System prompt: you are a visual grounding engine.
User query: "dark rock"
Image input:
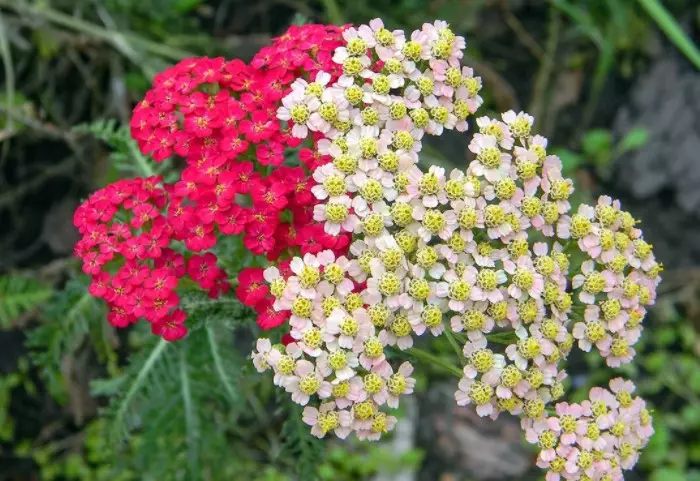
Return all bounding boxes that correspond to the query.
[612,49,700,269]
[416,383,535,481]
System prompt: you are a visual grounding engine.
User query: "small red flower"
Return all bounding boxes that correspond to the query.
[240,109,278,143]
[107,306,135,328]
[255,298,289,330]
[236,267,268,307]
[151,309,188,341]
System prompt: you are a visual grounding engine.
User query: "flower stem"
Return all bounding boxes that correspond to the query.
[408,347,462,378]
[444,329,465,366]
[486,331,519,345]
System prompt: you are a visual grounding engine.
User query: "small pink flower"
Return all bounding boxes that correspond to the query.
[303,402,352,439]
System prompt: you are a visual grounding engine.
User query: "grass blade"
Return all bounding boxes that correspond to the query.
[638,0,700,69]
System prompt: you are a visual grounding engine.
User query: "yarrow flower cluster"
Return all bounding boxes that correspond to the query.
[74,19,660,479]
[73,177,230,339]
[524,378,653,481]
[75,25,351,338]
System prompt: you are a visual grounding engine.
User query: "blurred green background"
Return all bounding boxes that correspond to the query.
[1,1,700,480]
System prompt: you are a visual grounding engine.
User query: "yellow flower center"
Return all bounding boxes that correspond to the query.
[290,104,310,123]
[325,202,349,223]
[484,204,505,228]
[328,351,348,370]
[299,374,320,395]
[360,179,383,203]
[302,327,322,348]
[500,365,522,388]
[389,314,412,337]
[363,373,384,394]
[292,297,313,318]
[388,373,407,395]
[462,309,485,331]
[367,304,389,327]
[299,265,320,289]
[346,37,368,55]
[478,147,501,169]
[468,381,494,405]
[422,305,443,328]
[423,209,446,234]
[362,213,385,237]
[344,293,363,312]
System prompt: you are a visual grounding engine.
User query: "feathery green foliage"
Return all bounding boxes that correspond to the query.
[25,276,115,402]
[87,288,287,480]
[281,403,326,481]
[74,119,170,179]
[0,275,52,328]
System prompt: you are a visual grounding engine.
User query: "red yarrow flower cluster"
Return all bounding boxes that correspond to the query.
[76,24,353,337]
[74,177,229,340]
[128,25,350,262]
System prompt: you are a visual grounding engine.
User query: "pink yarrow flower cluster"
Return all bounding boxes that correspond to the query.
[252,18,659,478]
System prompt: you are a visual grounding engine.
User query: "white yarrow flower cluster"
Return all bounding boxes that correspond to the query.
[252,18,659,477]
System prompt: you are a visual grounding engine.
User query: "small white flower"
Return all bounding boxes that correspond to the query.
[251,338,280,373]
[303,402,353,439]
[284,359,332,406]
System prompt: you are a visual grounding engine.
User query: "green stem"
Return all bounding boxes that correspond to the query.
[449,330,519,346]
[528,6,561,126]
[637,0,700,70]
[581,34,613,129]
[486,331,519,345]
[444,329,465,366]
[179,347,199,481]
[408,348,462,378]
[111,339,168,440]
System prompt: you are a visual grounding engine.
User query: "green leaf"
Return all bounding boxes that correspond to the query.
[582,129,613,163]
[0,275,53,328]
[173,0,202,13]
[549,0,604,48]
[290,13,310,26]
[689,443,700,463]
[650,468,687,481]
[682,404,700,428]
[552,148,583,174]
[108,339,169,443]
[618,127,649,153]
[657,326,677,346]
[27,276,108,402]
[179,347,200,480]
[689,369,700,394]
[642,419,670,466]
[637,0,700,70]
[206,325,239,404]
[643,351,667,373]
[485,331,519,345]
[281,402,325,480]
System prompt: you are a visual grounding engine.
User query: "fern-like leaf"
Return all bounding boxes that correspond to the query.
[26,276,108,401]
[74,119,174,179]
[92,289,270,480]
[179,346,200,479]
[281,402,325,481]
[207,324,240,404]
[0,275,52,328]
[105,338,170,443]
